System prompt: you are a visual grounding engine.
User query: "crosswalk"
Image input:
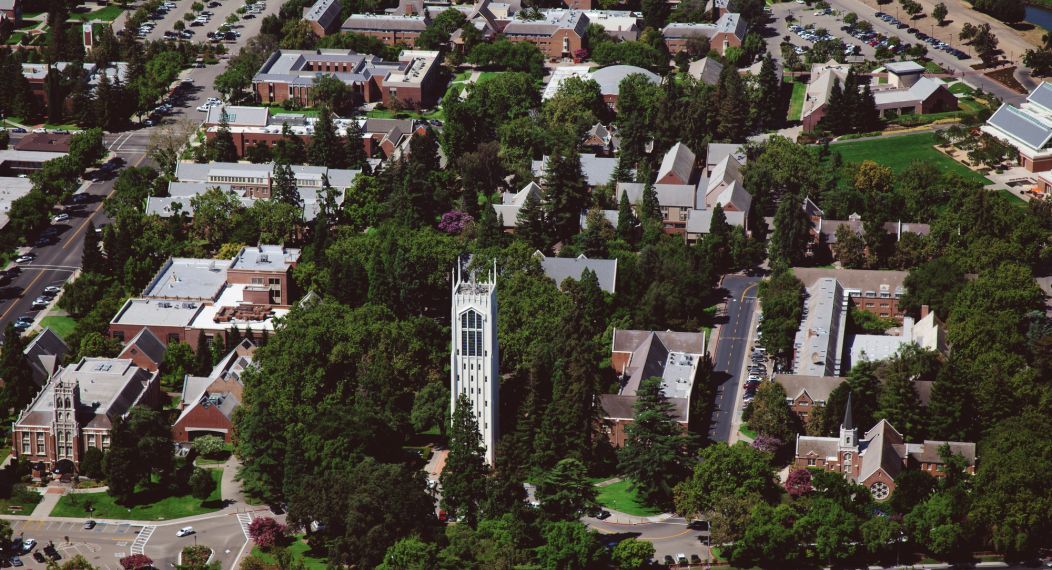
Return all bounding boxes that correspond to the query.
[130,526,155,555]
[237,513,253,539]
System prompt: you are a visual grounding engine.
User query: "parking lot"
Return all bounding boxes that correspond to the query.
[9,520,146,570]
[770,2,974,67]
[129,0,269,44]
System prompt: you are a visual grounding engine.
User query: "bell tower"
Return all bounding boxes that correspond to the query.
[51,375,81,466]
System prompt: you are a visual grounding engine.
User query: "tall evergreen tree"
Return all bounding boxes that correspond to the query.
[822,78,845,134]
[271,162,302,209]
[769,194,812,266]
[477,204,504,249]
[195,332,212,375]
[857,83,880,133]
[716,66,748,142]
[272,123,306,164]
[0,324,34,413]
[82,221,106,274]
[542,147,589,243]
[440,394,489,526]
[753,53,781,130]
[639,182,661,223]
[617,376,695,509]
[307,107,345,168]
[516,190,547,251]
[344,116,369,171]
[209,112,239,163]
[616,190,639,244]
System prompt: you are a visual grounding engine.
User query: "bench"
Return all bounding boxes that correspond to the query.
[8,505,23,513]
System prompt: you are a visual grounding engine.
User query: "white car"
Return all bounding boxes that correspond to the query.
[52,213,69,223]
[176,527,194,537]
[196,105,212,112]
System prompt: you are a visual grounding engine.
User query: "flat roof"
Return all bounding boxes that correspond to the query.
[143,258,233,300]
[189,284,290,331]
[111,298,203,328]
[793,277,847,377]
[230,245,301,272]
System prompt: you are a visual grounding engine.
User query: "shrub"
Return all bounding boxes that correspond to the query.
[785,468,814,498]
[80,447,105,480]
[193,435,226,459]
[248,517,289,549]
[182,545,211,566]
[189,468,217,501]
[119,554,154,570]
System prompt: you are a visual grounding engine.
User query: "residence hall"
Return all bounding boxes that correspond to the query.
[661,12,745,56]
[108,245,299,350]
[501,9,588,59]
[252,49,442,109]
[302,0,342,36]
[172,339,255,443]
[795,396,975,500]
[799,198,931,261]
[12,358,162,476]
[145,161,360,222]
[21,62,129,114]
[776,373,936,426]
[600,329,707,446]
[543,64,660,110]
[983,82,1052,174]
[801,59,956,132]
[202,105,426,160]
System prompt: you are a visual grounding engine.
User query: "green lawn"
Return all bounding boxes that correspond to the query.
[251,537,327,570]
[830,132,990,185]
[42,122,80,130]
[4,32,24,45]
[70,5,124,21]
[787,80,806,121]
[949,82,975,95]
[595,479,662,517]
[452,70,471,81]
[51,470,223,520]
[999,189,1028,208]
[740,422,757,439]
[922,60,947,74]
[195,444,234,465]
[39,315,76,339]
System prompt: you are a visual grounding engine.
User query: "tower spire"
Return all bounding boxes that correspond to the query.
[842,391,854,431]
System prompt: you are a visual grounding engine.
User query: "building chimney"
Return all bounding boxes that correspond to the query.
[920,305,930,319]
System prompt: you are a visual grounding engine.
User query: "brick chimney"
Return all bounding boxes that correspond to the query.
[920,305,930,319]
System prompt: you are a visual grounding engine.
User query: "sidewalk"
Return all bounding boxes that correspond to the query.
[27,488,64,519]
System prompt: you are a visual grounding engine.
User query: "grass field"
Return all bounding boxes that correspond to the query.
[51,470,223,520]
[949,82,975,95]
[251,537,327,570]
[831,132,990,185]
[4,32,25,45]
[595,479,662,517]
[740,423,757,439]
[40,315,76,339]
[70,6,124,21]
[787,80,806,121]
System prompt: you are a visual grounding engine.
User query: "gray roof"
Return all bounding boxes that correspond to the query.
[589,65,660,96]
[777,374,844,404]
[205,105,270,126]
[657,142,697,184]
[706,143,746,171]
[230,244,301,272]
[110,298,203,328]
[304,0,341,28]
[341,13,429,32]
[118,328,167,367]
[532,154,618,187]
[617,182,696,209]
[858,420,906,482]
[503,9,588,37]
[907,440,976,465]
[600,393,689,422]
[791,268,908,298]
[796,435,840,461]
[534,252,618,293]
[684,207,746,234]
[1027,81,1052,112]
[884,60,925,74]
[24,328,68,385]
[688,57,723,85]
[143,257,233,301]
[986,104,1052,150]
[612,329,706,399]
[793,277,848,377]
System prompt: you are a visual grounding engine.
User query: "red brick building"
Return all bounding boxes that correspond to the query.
[662,13,745,56]
[172,340,254,443]
[302,0,341,37]
[11,358,161,475]
[502,9,588,60]
[339,13,428,47]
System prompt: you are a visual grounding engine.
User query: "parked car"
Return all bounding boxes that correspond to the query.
[52,213,69,223]
[10,557,21,567]
[83,520,95,530]
[43,286,60,296]
[20,540,35,554]
[15,254,35,264]
[31,553,44,564]
[176,527,194,537]
[31,297,48,310]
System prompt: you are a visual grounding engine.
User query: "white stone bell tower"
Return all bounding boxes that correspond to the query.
[450,259,499,465]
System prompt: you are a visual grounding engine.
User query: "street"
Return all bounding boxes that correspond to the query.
[709,274,761,444]
[584,515,709,563]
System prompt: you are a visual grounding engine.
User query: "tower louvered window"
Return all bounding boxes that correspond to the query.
[461,310,483,357]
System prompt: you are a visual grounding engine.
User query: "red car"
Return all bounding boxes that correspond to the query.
[438,510,448,523]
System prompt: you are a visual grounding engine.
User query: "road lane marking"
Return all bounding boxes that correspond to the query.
[0,269,47,321]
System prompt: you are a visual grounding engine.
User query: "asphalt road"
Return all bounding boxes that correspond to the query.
[709,274,761,444]
[584,515,710,563]
[144,514,252,569]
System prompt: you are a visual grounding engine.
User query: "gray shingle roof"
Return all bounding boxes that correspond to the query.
[119,328,167,368]
[589,65,660,96]
[534,252,618,293]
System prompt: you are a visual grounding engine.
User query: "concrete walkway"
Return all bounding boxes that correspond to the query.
[27,488,64,519]
[219,456,244,505]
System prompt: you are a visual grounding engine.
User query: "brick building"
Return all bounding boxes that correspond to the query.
[339,13,428,47]
[795,395,976,500]
[303,0,341,37]
[11,358,161,475]
[600,329,706,446]
[501,9,588,59]
[108,246,300,350]
[662,12,745,56]
[172,340,254,443]
[252,49,442,109]
[21,62,128,116]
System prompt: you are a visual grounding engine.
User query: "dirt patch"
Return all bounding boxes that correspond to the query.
[985,66,1028,93]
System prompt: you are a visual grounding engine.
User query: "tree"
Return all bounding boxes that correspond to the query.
[0,323,34,412]
[535,458,597,520]
[79,447,105,480]
[874,349,927,441]
[716,66,749,141]
[247,517,288,549]
[542,147,589,243]
[207,113,239,162]
[618,377,695,509]
[611,538,655,570]
[756,270,805,364]
[410,381,449,436]
[753,53,782,130]
[674,442,777,519]
[103,408,173,504]
[795,498,861,565]
[515,189,547,250]
[784,468,813,498]
[118,554,153,570]
[378,537,438,570]
[769,194,812,266]
[745,381,799,446]
[189,467,216,501]
[900,258,964,319]
[890,469,937,515]
[726,503,802,567]
[932,2,948,24]
[193,435,226,459]
[535,521,607,570]
[440,394,488,525]
[307,107,345,168]
[190,187,242,251]
[832,224,866,268]
[271,162,302,209]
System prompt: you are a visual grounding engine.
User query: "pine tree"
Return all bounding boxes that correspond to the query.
[639,182,661,223]
[542,148,589,243]
[618,376,695,509]
[194,333,212,375]
[0,324,34,413]
[307,107,345,168]
[754,53,781,130]
[477,204,504,249]
[612,156,634,183]
[209,112,239,163]
[516,190,547,251]
[271,162,302,209]
[857,83,880,133]
[823,78,845,134]
[82,221,106,274]
[440,394,488,525]
[769,194,812,266]
[716,66,748,142]
[611,194,636,248]
[273,123,306,164]
[344,117,369,171]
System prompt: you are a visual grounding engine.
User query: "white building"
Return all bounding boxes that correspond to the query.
[450,260,500,464]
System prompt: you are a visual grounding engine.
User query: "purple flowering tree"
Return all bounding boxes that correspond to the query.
[439,211,473,234]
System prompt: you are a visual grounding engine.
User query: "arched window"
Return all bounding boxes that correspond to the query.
[64,398,71,409]
[460,310,483,357]
[870,481,890,500]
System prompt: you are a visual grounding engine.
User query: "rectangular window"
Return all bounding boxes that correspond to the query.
[21,433,29,455]
[252,277,264,285]
[36,433,44,455]
[660,207,669,220]
[268,278,281,286]
[102,435,110,450]
[168,333,180,344]
[807,458,816,466]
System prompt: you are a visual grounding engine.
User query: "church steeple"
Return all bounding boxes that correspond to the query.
[839,392,858,449]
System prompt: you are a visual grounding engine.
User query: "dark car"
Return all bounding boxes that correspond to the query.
[9,557,20,567]
[691,554,703,564]
[83,520,96,530]
[10,128,25,133]
[594,510,611,520]
[31,554,44,564]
